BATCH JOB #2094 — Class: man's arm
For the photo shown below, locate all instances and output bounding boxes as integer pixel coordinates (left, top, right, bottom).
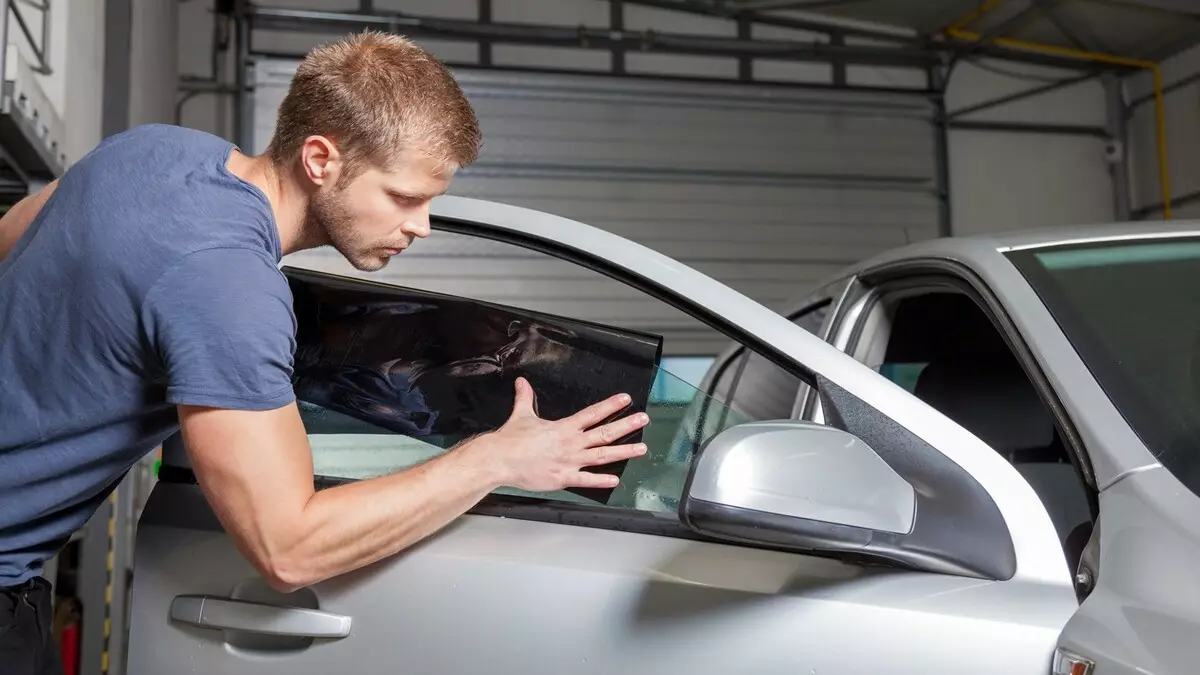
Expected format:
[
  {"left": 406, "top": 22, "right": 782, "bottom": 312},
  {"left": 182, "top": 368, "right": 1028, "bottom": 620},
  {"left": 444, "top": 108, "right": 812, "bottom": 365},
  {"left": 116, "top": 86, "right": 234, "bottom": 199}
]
[
  {"left": 0, "top": 180, "right": 58, "bottom": 262},
  {"left": 179, "top": 378, "right": 646, "bottom": 593},
  {"left": 144, "top": 248, "right": 648, "bottom": 592}
]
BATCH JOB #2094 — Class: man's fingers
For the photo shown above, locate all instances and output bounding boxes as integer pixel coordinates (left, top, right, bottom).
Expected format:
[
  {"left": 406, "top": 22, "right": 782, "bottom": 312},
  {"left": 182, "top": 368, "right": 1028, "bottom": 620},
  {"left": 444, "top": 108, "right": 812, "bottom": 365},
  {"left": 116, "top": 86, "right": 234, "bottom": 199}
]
[
  {"left": 567, "top": 392, "right": 633, "bottom": 430},
  {"left": 579, "top": 442, "right": 648, "bottom": 468},
  {"left": 563, "top": 471, "right": 621, "bottom": 489},
  {"left": 583, "top": 413, "right": 650, "bottom": 447}
]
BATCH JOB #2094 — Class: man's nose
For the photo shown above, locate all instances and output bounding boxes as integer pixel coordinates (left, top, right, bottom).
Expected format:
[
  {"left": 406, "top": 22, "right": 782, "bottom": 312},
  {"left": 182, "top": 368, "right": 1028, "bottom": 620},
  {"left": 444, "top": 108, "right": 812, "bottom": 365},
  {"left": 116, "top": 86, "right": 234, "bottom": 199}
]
[{"left": 402, "top": 212, "right": 431, "bottom": 239}]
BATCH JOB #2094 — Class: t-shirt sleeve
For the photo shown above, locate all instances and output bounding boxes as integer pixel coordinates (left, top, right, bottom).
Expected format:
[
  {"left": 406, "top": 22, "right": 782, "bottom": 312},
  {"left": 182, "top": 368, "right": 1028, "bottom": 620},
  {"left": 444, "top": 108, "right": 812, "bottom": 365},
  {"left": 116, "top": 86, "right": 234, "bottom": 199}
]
[{"left": 141, "top": 247, "right": 297, "bottom": 410}]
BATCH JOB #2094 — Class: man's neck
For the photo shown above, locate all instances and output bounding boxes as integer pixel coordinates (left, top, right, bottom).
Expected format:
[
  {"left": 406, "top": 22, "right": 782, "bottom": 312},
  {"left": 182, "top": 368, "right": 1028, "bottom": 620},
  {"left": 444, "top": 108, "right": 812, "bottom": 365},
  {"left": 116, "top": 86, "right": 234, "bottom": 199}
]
[{"left": 226, "top": 150, "right": 319, "bottom": 256}]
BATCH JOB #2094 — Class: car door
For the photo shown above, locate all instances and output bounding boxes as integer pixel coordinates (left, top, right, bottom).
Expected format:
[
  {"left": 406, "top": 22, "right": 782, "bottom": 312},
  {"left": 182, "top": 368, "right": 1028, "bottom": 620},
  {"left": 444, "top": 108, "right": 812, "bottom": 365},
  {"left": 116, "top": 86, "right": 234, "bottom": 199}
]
[{"left": 126, "top": 196, "right": 1077, "bottom": 675}]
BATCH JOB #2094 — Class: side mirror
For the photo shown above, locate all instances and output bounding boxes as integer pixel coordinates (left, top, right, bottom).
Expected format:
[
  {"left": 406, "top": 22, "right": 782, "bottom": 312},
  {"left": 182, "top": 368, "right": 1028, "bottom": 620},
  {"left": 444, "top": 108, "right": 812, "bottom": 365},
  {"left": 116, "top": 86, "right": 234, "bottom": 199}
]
[{"left": 680, "top": 421, "right": 916, "bottom": 557}]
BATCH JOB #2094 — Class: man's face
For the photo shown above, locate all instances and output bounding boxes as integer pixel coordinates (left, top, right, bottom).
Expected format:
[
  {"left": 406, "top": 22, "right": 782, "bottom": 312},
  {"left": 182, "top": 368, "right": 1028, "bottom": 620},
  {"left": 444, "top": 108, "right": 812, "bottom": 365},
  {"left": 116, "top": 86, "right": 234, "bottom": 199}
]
[{"left": 306, "top": 147, "right": 454, "bottom": 272}]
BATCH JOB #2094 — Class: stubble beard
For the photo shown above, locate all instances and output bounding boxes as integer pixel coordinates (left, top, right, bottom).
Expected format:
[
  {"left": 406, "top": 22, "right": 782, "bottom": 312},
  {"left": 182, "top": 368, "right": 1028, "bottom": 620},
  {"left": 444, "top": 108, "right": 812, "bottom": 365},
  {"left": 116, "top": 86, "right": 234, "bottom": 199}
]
[{"left": 305, "top": 188, "right": 389, "bottom": 272}]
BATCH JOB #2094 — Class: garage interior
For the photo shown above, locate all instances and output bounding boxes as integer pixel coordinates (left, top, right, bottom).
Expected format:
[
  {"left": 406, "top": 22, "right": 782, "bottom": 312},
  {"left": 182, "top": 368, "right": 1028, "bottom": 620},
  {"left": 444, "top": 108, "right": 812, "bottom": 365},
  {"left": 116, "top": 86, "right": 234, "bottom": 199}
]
[{"left": 5, "top": 0, "right": 1200, "bottom": 672}]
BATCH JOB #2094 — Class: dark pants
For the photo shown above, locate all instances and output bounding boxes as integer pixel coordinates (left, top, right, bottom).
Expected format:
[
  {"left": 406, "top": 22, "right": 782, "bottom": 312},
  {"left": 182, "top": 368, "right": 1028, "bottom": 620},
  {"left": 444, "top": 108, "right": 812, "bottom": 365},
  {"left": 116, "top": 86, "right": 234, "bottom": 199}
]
[{"left": 0, "top": 577, "right": 63, "bottom": 675}]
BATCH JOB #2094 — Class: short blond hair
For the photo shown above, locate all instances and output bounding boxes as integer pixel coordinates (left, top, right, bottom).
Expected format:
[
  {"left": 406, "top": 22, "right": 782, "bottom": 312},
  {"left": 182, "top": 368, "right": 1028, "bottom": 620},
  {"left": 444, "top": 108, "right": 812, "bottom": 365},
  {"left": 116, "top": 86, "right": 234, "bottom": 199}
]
[{"left": 266, "top": 31, "right": 481, "bottom": 180}]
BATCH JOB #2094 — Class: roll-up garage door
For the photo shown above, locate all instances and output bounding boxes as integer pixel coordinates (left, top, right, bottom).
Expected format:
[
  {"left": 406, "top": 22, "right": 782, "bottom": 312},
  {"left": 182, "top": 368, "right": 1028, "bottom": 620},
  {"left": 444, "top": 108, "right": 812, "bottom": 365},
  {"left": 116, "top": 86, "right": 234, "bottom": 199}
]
[{"left": 251, "top": 60, "right": 939, "bottom": 355}]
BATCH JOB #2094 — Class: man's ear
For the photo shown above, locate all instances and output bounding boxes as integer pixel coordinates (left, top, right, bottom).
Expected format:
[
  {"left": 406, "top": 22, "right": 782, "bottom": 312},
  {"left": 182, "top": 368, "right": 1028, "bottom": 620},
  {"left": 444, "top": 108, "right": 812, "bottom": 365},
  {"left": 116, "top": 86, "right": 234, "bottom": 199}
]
[{"left": 298, "top": 135, "right": 341, "bottom": 187}]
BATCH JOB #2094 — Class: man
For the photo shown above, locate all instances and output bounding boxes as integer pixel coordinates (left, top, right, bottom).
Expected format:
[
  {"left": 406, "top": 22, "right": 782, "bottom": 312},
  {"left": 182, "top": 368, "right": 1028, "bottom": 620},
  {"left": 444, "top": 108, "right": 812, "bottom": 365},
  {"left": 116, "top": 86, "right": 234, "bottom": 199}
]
[{"left": 0, "top": 31, "right": 648, "bottom": 673}]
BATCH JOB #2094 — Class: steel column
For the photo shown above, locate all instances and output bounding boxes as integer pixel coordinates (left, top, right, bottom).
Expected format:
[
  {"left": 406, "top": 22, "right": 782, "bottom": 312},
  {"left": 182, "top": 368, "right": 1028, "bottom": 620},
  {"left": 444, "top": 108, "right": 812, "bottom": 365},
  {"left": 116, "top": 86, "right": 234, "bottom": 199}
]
[
  {"left": 479, "top": 0, "right": 492, "bottom": 67},
  {"left": 234, "top": 2, "right": 253, "bottom": 151},
  {"left": 1104, "top": 73, "right": 1132, "bottom": 221},
  {"left": 101, "top": 0, "right": 132, "bottom": 139},
  {"left": 930, "top": 64, "right": 952, "bottom": 237}
]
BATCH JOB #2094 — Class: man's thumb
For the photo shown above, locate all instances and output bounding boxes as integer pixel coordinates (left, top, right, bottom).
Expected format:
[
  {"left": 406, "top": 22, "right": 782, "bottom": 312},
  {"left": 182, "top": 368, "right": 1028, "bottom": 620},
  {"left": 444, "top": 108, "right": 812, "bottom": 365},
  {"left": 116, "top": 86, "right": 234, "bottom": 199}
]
[{"left": 511, "top": 376, "right": 536, "bottom": 418}]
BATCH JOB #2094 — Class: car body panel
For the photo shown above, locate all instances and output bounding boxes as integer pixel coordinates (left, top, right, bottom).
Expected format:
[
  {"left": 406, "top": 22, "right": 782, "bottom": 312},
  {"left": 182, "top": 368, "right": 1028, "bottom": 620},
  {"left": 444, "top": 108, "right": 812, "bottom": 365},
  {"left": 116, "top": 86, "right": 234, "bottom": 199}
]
[
  {"left": 127, "top": 483, "right": 1076, "bottom": 675},
  {"left": 1056, "top": 465, "right": 1200, "bottom": 675}
]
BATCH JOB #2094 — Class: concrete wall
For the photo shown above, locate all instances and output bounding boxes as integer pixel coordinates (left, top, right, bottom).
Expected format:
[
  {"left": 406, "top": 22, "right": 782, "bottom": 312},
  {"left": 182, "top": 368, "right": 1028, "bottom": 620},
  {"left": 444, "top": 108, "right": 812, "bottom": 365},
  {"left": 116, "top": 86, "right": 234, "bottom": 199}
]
[
  {"left": 1127, "top": 43, "right": 1200, "bottom": 220},
  {"left": 945, "top": 59, "right": 1114, "bottom": 235}
]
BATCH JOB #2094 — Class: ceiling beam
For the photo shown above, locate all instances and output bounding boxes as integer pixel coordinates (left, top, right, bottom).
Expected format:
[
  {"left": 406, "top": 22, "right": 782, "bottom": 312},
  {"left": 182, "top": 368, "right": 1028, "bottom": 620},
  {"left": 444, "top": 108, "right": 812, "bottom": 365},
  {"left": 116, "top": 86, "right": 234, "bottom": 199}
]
[
  {"left": 616, "top": 0, "right": 915, "bottom": 43},
  {"left": 729, "top": 0, "right": 877, "bottom": 12},
  {"left": 249, "top": 6, "right": 940, "bottom": 67},
  {"left": 618, "top": 0, "right": 1119, "bottom": 71},
  {"left": 1035, "top": 0, "right": 1111, "bottom": 53}
]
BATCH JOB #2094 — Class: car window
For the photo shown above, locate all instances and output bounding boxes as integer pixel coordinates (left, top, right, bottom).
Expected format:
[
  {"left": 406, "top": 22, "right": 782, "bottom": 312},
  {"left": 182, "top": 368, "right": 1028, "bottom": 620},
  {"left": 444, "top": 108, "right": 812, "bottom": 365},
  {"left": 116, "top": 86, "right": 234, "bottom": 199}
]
[
  {"left": 1006, "top": 237, "right": 1200, "bottom": 502},
  {"left": 694, "top": 296, "right": 836, "bottom": 431},
  {"left": 289, "top": 233, "right": 800, "bottom": 516},
  {"left": 845, "top": 285, "right": 1094, "bottom": 558}
]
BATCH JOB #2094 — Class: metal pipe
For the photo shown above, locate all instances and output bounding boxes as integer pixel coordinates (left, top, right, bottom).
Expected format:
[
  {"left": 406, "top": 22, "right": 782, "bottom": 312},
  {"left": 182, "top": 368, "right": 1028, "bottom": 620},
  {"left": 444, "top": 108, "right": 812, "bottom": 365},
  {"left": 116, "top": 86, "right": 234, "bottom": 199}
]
[
  {"left": 249, "top": 6, "right": 940, "bottom": 68},
  {"left": 617, "top": 0, "right": 916, "bottom": 44},
  {"left": 246, "top": 48, "right": 943, "bottom": 98},
  {"left": 1151, "top": 65, "right": 1171, "bottom": 219},
  {"left": 943, "top": 24, "right": 1172, "bottom": 219},
  {"left": 616, "top": 0, "right": 1112, "bottom": 71}
]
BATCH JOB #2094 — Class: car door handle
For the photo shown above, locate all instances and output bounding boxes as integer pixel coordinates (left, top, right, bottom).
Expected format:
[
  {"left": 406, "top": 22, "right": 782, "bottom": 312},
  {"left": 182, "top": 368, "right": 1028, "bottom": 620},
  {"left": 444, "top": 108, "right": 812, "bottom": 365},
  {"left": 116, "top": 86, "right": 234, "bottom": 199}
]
[{"left": 169, "top": 595, "right": 352, "bottom": 638}]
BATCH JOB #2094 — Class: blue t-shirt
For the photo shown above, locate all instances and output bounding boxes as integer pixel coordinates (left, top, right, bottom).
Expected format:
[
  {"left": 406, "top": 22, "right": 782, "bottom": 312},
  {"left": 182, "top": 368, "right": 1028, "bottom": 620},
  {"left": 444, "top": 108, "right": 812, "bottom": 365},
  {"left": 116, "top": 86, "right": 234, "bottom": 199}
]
[{"left": 0, "top": 124, "right": 298, "bottom": 586}]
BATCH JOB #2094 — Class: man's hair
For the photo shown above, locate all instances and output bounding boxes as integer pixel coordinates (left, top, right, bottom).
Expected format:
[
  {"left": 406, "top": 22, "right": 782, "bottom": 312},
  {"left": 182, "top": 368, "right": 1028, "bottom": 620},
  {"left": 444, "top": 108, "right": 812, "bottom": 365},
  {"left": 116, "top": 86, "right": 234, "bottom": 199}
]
[{"left": 266, "top": 31, "right": 481, "bottom": 181}]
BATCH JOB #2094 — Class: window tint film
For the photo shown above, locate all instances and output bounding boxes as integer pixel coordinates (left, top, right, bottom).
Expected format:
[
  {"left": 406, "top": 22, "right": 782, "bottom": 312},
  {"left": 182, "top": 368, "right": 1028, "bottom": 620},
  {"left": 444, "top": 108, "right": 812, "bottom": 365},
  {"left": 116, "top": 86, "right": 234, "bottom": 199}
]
[{"left": 287, "top": 241, "right": 801, "bottom": 516}]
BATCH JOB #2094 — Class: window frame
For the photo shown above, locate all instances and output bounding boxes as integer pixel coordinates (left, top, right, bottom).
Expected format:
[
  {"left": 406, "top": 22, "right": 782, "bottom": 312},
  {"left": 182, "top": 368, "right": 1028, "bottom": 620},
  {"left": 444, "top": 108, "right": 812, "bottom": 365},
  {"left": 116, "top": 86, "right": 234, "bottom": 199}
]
[{"left": 830, "top": 259, "right": 1099, "bottom": 501}]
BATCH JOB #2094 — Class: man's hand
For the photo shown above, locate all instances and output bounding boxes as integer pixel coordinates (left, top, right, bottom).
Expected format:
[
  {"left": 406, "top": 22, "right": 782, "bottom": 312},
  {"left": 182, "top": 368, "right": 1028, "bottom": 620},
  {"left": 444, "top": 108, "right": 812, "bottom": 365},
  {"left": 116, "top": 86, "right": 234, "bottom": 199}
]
[
  {"left": 180, "top": 378, "right": 649, "bottom": 593},
  {"left": 462, "top": 377, "right": 649, "bottom": 492}
]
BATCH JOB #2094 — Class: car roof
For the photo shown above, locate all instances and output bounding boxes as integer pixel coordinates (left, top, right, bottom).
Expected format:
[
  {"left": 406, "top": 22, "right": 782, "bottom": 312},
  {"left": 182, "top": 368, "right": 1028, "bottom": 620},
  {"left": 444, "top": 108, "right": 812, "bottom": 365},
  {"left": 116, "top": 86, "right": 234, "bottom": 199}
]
[
  {"left": 846, "top": 217, "right": 1200, "bottom": 275},
  {"left": 778, "top": 218, "right": 1200, "bottom": 315}
]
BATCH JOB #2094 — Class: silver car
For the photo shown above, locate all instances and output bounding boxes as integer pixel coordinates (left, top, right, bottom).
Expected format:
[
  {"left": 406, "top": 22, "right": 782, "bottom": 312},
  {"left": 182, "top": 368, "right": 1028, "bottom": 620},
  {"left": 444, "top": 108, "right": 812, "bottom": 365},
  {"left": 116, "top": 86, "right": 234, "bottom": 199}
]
[{"left": 127, "top": 197, "right": 1200, "bottom": 675}]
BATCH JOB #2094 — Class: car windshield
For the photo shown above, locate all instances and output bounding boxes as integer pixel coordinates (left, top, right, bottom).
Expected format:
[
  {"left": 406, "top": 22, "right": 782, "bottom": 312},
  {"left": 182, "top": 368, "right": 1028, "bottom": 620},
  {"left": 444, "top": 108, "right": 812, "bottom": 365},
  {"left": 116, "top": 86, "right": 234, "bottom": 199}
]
[{"left": 1006, "top": 236, "right": 1200, "bottom": 496}]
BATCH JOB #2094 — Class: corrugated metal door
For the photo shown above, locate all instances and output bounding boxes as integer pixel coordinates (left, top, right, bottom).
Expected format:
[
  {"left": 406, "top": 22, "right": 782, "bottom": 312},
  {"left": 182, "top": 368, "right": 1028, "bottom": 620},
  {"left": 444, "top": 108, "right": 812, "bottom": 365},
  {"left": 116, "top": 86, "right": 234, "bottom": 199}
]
[{"left": 251, "top": 61, "right": 938, "bottom": 355}]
